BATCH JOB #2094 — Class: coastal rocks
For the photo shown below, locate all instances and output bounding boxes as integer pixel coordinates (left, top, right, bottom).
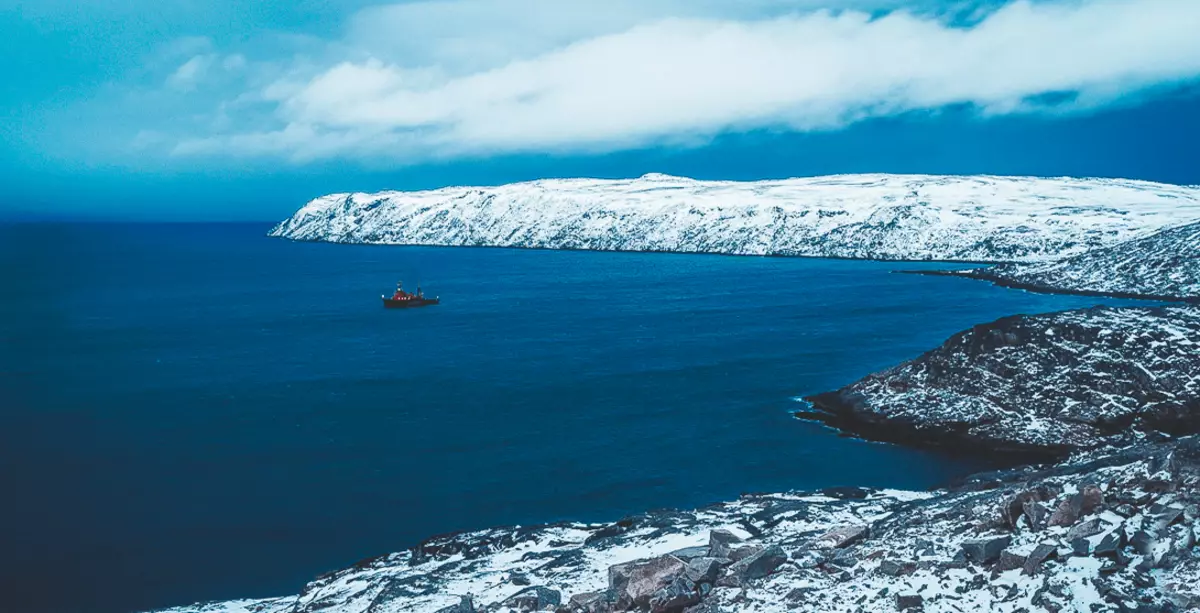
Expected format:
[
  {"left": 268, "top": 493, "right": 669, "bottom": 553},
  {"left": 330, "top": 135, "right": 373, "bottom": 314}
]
[
  {"left": 947, "top": 220, "right": 1200, "bottom": 301},
  {"left": 147, "top": 437, "right": 1200, "bottom": 613},
  {"left": 800, "top": 305, "right": 1200, "bottom": 455},
  {"left": 269, "top": 174, "right": 1200, "bottom": 263}
]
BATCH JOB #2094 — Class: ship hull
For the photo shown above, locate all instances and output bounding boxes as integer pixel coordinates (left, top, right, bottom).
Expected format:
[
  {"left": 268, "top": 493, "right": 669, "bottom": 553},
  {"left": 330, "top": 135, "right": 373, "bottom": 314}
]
[{"left": 383, "top": 297, "right": 440, "bottom": 308}]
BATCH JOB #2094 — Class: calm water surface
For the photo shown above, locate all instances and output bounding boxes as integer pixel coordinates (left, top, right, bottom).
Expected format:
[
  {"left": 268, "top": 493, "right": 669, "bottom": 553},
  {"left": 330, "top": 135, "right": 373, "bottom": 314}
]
[{"left": 0, "top": 223, "right": 1150, "bottom": 613}]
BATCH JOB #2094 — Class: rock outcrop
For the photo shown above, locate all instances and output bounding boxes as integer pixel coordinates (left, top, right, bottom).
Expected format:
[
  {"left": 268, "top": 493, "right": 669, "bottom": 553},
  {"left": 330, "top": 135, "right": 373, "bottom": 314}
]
[
  {"left": 151, "top": 437, "right": 1200, "bottom": 613},
  {"left": 799, "top": 305, "right": 1200, "bottom": 456}
]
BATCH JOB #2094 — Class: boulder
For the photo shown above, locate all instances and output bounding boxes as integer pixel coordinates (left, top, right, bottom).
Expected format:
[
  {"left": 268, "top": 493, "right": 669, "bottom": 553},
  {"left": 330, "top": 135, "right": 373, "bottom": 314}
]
[
  {"left": 813, "top": 525, "right": 869, "bottom": 549},
  {"left": 707, "top": 530, "right": 743, "bottom": 559},
  {"left": 1070, "top": 538, "right": 1090, "bottom": 556},
  {"left": 1094, "top": 530, "right": 1125, "bottom": 558},
  {"left": 501, "top": 587, "right": 561, "bottom": 612},
  {"left": 961, "top": 536, "right": 1011, "bottom": 565},
  {"left": 719, "top": 545, "right": 787, "bottom": 586},
  {"left": 1048, "top": 494, "right": 1085, "bottom": 527},
  {"left": 1022, "top": 501, "right": 1049, "bottom": 531},
  {"left": 995, "top": 550, "right": 1025, "bottom": 572},
  {"left": 1022, "top": 544, "right": 1058, "bottom": 575},
  {"left": 1065, "top": 518, "right": 1103, "bottom": 541},
  {"left": 668, "top": 546, "right": 710, "bottom": 561},
  {"left": 1002, "top": 487, "right": 1055, "bottom": 529},
  {"left": 683, "top": 557, "right": 727, "bottom": 585},
  {"left": 609, "top": 555, "right": 688, "bottom": 610},
  {"left": 567, "top": 592, "right": 609, "bottom": 613},
  {"left": 1130, "top": 530, "right": 1155, "bottom": 556},
  {"left": 648, "top": 577, "right": 700, "bottom": 613},
  {"left": 1079, "top": 484, "right": 1104, "bottom": 515},
  {"left": 878, "top": 560, "right": 907, "bottom": 576},
  {"left": 896, "top": 593, "right": 923, "bottom": 610}
]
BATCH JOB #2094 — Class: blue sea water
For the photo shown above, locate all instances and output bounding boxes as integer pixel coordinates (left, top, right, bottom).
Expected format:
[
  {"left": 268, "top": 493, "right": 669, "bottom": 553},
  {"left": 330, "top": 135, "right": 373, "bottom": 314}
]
[{"left": 0, "top": 223, "right": 1150, "bottom": 613}]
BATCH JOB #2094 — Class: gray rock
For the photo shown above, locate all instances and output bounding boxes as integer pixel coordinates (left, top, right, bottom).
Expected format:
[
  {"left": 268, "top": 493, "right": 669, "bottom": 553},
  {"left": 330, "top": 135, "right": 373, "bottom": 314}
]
[
  {"left": 1022, "top": 544, "right": 1058, "bottom": 575},
  {"left": 878, "top": 559, "right": 907, "bottom": 576},
  {"left": 1065, "top": 518, "right": 1103, "bottom": 541},
  {"left": 1130, "top": 530, "right": 1155, "bottom": 556},
  {"left": 1048, "top": 494, "right": 1085, "bottom": 527},
  {"left": 648, "top": 577, "right": 699, "bottom": 613},
  {"left": 813, "top": 524, "right": 869, "bottom": 549},
  {"left": 1094, "top": 530, "right": 1125, "bottom": 558},
  {"left": 896, "top": 593, "right": 923, "bottom": 610},
  {"left": 1079, "top": 484, "right": 1104, "bottom": 515},
  {"left": 500, "top": 587, "right": 561, "bottom": 612},
  {"left": 961, "top": 536, "right": 1011, "bottom": 565},
  {"left": 1070, "top": 537, "right": 1090, "bottom": 556},
  {"left": 609, "top": 555, "right": 688, "bottom": 609},
  {"left": 566, "top": 592, "right": 609, "bottom": 613},
  {"left": 719, "top": 545, "right": 787, "bottom": 586},
  {"left": 510, "top": 572, "right": 531, "bottom": 586},
  {"left": 668, "top": 546, "right": 710, "bottom": 561},
  {"left": 727, "top": 545, "right": 763, "bottom": 562},
  {"left": 683, "top": 557, "right": 727, "bottom": 585},
  {"left": 707, "top": 530, "right": 743, "bottom": 559},
  {"left": 995, "top": 550, "right": 1025, "bottom": 572},
  {"left": 1022, "top": 501, "right": 1049, "bottom": 531}
]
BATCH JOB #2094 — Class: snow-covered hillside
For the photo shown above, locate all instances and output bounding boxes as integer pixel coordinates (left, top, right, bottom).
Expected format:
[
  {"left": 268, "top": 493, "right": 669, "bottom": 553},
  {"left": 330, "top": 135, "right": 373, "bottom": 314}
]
[
  {"left": 270, "top": 174, "right": 1200, "bottom": 263},
  {"left": 150, "top": 437, "right": 1200, "bottom": 613},
  {"left": 949, "top": 221, "right": 1200, "bottom": 301},
  {"left": 801, "top": 305, "right": 1200, "bottom": 455}
]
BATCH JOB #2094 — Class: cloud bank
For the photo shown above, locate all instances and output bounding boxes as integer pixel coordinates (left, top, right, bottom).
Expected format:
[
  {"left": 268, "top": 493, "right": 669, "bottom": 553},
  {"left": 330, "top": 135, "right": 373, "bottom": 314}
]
[{"left": 159, "top": 0, "right": 1200, "bottom": 163}]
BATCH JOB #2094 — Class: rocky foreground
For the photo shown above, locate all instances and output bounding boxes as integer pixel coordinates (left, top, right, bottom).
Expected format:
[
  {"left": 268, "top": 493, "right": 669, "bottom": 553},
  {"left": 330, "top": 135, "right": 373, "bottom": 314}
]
[
  {"left": 157, "top": 437, "right": 1199, "bottom": 613},
  {"left": 800, "top": 305, "right": 1200, "bottom": 456},
  {"left": 269, "top": 174, "right": 1200, "bottom": 263},
  {"left": 917, "top": 221, "right": 1200, "bottom": 302}
]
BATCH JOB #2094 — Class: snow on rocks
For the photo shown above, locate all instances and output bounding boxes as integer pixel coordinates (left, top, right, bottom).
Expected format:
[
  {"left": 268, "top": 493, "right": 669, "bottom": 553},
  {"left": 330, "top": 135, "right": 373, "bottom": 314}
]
[
  {"left": 268, "top": 174, "right": 1200, "bottom": 263},
  {"left": 945, "top": 220, "right": 1200, "bottom": 301},
  {"left": 148, "top": 438, "right": 1200, "bottom": 613},
  {"left": 799, "top": 305, "right": 1200, "bottom": 455}
]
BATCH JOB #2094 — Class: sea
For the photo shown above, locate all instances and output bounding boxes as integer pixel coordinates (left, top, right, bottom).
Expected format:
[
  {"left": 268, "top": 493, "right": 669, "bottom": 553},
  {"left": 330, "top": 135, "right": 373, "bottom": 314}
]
[{"left": 0, "top": 223, "right": 1152, "bottom": 613}]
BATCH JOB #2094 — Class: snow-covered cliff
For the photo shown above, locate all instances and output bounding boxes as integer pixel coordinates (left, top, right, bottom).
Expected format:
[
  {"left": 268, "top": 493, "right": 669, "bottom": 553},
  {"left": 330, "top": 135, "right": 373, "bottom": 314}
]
[{"left": 269, "top": 174, "right": 1200, "bottom": 263}]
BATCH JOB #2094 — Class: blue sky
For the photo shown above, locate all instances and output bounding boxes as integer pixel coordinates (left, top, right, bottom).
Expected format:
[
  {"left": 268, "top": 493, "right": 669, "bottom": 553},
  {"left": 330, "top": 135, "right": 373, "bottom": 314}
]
[{"left": 2, "top": 0, "right": 1199, "bottom": 221}]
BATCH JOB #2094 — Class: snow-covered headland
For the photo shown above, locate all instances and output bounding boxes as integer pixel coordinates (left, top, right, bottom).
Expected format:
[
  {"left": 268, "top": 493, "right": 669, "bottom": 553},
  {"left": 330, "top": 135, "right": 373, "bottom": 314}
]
[
  {"left": 269, "top": 174, "right": 1200, "bottom": 264},
  {"left": 932, "top": 221, "right": 1200, "bottom": 301}
]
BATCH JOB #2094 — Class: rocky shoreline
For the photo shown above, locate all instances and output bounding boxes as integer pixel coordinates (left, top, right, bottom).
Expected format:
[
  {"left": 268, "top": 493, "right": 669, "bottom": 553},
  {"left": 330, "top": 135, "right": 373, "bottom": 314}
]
[
  {"left": 798, "top": 305, "right": 1200, "bottom": 457},
  {"left": 905, "top": 221, "right": 1200, "bottom": 303},
  {"left": 156, "top": 437, "right": 1200, "bottom": 613}
]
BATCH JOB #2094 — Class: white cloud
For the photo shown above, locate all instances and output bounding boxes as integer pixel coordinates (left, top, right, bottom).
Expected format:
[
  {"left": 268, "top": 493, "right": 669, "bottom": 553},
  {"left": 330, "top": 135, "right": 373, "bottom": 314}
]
[
  {"left": 169, "top": 0, "right": 1200, "bottom": 163},
  {"left": 167, "top": 55, "right": 215, "bottom": 91}
]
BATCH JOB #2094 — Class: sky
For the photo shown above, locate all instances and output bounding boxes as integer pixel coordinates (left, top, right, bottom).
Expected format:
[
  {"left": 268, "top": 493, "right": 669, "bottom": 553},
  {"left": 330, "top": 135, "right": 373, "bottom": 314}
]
[{"left": 2, "top": 0, "right": 1199, "bottom": 221}]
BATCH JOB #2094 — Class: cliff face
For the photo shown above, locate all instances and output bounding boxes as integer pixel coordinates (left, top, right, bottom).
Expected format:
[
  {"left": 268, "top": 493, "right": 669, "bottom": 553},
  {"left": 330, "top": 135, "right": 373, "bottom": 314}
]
[
  {"left": 800, "top": 306, "right": 1200, "bottom": 455},
  {"left": 947, "top": 221, "right": 1200, "bottom": 302},
  {"left": 152, "top": 438, "right": 1200, "bottom": 613},
  {"left": 269, "top": 174, "right": 1200, "bottom": 263}
]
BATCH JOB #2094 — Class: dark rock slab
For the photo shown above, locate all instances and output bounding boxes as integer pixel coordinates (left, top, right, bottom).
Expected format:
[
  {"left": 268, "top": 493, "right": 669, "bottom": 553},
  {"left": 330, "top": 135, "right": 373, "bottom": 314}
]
[
  {"left": 961, "top": 536, "right": 1011, "bottom": 565},
  {"left": 500, "top": 587, "right": 560, "bottom": 612}
]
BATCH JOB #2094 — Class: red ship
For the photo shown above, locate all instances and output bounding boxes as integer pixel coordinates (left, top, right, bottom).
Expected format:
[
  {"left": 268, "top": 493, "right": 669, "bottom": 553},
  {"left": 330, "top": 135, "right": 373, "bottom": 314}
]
[{"left": 383, "top": 281, "right": 440, "bottom": 308}]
